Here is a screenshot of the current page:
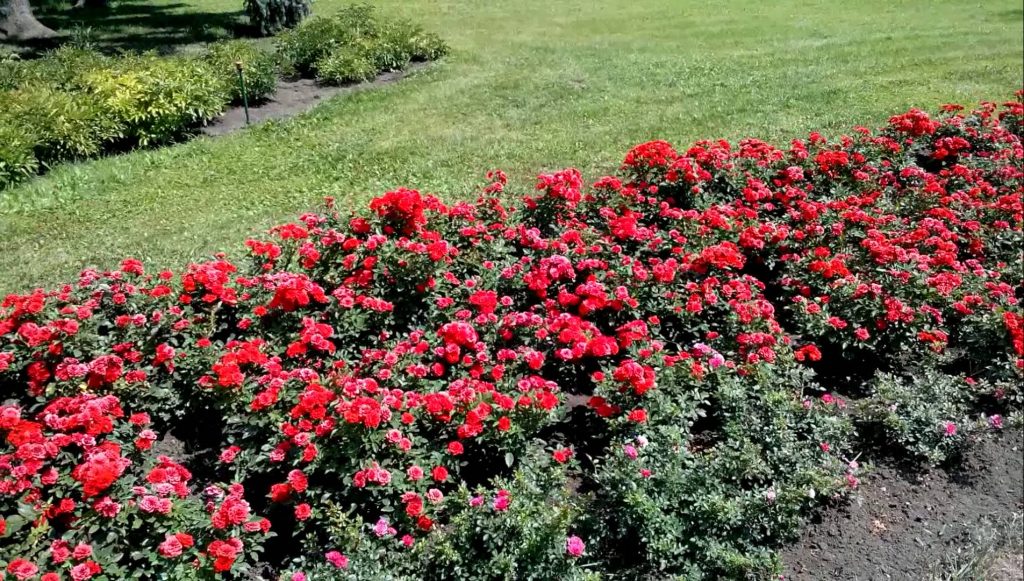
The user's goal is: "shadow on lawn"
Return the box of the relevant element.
[6,0,248,56]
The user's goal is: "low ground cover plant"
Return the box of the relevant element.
[0,97,1020,579]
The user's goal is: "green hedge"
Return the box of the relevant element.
[3,87,112,159]
[0,46,109,91]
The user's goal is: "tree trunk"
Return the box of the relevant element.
[0,0,58,41]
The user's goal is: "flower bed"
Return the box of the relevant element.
[0,96,1021,579]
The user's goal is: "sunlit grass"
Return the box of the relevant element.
[0,0,1020,292]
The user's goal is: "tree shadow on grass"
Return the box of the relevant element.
[5,0,251,56]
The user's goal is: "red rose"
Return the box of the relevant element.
[270,483,292,503]
[552,448,573,463]
[431,466,449,482]
[7,559,39,581]
[628,409,648,423]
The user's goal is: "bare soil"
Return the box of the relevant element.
[201,63,430,137]
[781,429,1024,580]
[988,553,1024,581]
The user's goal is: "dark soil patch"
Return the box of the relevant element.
[201,63,430,137]
[781,429,1024,580]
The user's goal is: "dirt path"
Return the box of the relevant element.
[201,63,430,137]
[781,429,1024,580]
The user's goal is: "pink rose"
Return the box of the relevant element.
[326,551,349,569]
[565,535,585,557]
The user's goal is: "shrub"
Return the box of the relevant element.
[276,8,365,76]
[300,453,598,580]
[277,4,448,83]
[588,366,855,577]
[406,29,449,62]
[28,45,110,89]
[0,48,234,187]
[861,370,974,464]
[0,86,118,164]
[0,49,234,188]
[204,39,279,104]
[375,19,449,65]
[0,53,24,91]
[80,54,230,146]
[0,46,109,92]
[0,123,38,188]
[357,36,410,74]
[244,0,311,37]
[0,97,1020,578]
[314,46,377,85]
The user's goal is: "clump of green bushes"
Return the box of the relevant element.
[0,5,448,190]
[859,369,975,465]
[0,125,39,186]
[0,46,235,188]
[277,3,449,84]
[82,54,231,147]
[204,39,279,104]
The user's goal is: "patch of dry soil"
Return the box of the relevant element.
[201,63,429,137]
[781,429,1024,580]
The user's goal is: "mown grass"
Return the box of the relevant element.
[0,0,1021,293]
[930,512,1023,581]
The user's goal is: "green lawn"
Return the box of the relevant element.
[0,0,1020,294]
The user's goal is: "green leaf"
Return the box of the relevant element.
[16,502,36,520]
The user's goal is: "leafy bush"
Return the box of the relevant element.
[303,453,598,580]
[204,39,279,104]
[588,367,855,577]
[276,6,368,75]
[0,86,118,163]
[861,370,974,464]
[0,46,109,92]
[0,124,39,187]
[277,3,448,84]
[406,28,449,62]
[245,0,312,37]
[314,46,377,84]
[0,98,1020,578]
[355,33,411,73]
[78,54,230,147]
[0,48,236,189]
[0,47,118,183]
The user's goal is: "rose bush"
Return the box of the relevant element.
[1,95,1021,579]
